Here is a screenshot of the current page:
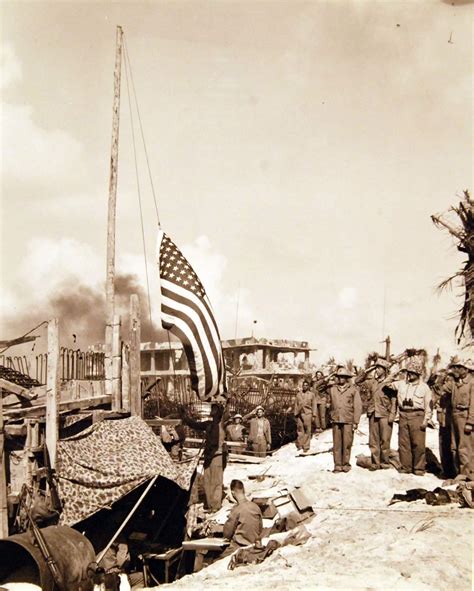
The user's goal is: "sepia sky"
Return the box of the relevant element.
[1,0,472,364]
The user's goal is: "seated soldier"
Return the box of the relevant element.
[222,479,263,557]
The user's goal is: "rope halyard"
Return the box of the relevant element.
[123,36,161,228]
[123,37,154,334]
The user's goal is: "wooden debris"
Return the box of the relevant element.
[0,378,37,401]
[228,452,265,464]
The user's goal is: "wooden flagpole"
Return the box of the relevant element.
[105,25,124,410]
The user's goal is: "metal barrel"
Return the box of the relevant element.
[0,525,95,591]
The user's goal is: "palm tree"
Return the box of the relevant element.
[432,190,474,345]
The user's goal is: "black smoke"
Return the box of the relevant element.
[2,274,167,350]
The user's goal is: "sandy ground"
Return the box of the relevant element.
[147,416,473,591]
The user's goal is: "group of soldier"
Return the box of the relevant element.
[177,355,473,518]
[223,356,474,480]
[293,356,474,479]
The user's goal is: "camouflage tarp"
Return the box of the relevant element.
[57,416,197,526]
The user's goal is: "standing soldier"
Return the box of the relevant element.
[226,414,246,443]
[180,401,228,512]
[293,379,316,453]
[248,406,272,457]
[329,367,362,472]
[312,371,328,433]
[365,359,396,470]
[447,359,474,481]
[431,368,456,478]
[386,361,432,476]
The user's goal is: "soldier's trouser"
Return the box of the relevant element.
[203,453,223,512]
[368,414,392,466]
[296,413,312,451]
[398,410,426,473]
[332,423,354,468]
[252,438,268,457]
[451,412,473,479]
[439,428,456,479]
[313,403,327,430]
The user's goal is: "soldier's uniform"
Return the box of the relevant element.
[294,387,316,452]
[366,364,396,469]
[312,385,327,432]
[248,407,272,457]
[182,409,227,512]
[329,368,362,472]
[226,415,246,442]
[432,372,456,478]
[449,363,474,480]
[389,362,432,475]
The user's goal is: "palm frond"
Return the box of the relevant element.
[436,272,463,293]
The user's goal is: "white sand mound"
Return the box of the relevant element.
[148,415,473,590]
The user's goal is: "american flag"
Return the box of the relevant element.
[157,230,226,400]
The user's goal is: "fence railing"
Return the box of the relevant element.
[0,349,105,385]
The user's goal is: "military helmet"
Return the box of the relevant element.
[374,358,391,370]
[336,367,354,378]
[449,358,469,369]
[463,359,474,372]
[405,361,423,375]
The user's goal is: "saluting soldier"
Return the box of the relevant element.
[365,359,396,470]
[226,413,246,442]
[328,367,362,473]
[312,371,328,432]
[385,361,432,476]
[294,379,316,453]
[248,406,272,457]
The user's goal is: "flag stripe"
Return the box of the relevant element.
[161,282,221,369]
[157,229,226,400]
[161,299,216,393]
[165,321,200,393]
[161,299,218,393]
[162,310,207,394]
[202,294,224,375]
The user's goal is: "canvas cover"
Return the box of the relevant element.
[57,416,198,526]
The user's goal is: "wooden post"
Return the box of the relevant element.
[121,342,130,412]
[105,25,124,401]
[385,335,391,361]
[46,318,60,469]
[112,314,122,410]
[0,385,9,537]
[130,295,142,417]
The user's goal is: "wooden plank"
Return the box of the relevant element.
[4,424,26,437]
[129,295,141,417]
[184,437,244,449]
[0,335,37,348]
[182,538,229,551]
[0,384,9,537]
[145,418,181,427]
[112,314,122,411]
[228,452,265,464]
[4,395,112,419]
[121,342,130,412]
[0,378,36,400]
[46,318,60,468]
